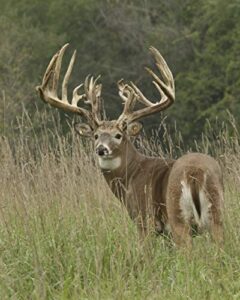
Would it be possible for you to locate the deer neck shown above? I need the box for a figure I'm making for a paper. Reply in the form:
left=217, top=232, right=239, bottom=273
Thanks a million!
left=101, top=138, right=143, bottom=183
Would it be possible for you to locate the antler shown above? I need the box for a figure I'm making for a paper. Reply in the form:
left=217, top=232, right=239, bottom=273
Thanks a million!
left=117, top=46, right=175, bottom=127
left=36, top=44, right=102, bottom=128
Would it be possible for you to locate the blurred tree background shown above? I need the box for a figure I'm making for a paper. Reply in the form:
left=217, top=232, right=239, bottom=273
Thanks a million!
left=0, top=0, right=239, bottom=142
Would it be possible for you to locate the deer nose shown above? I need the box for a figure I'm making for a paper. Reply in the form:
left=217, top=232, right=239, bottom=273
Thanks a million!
left=96, top=145, right=109, bottom=156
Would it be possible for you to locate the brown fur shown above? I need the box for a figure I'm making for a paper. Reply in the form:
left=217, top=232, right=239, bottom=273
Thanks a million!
left=101, top=137, right=224, bottom=247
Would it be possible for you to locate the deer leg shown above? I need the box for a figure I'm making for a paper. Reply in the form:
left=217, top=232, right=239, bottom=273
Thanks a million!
left=170, top=220, right=192, bottom=249
left=210, top=221, right=224, bottom=245
left=167, top=183, right=193, bottom=249
left=137, top=224, right=148, bottom=240
left=209, top=204, right=224, bottom=245
left=207, top=186, right=224, bottom=245
left=167, top=203, right=193, bottom=248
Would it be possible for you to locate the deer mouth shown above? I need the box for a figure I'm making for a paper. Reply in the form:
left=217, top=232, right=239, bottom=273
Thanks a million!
left=97, top=156, right=121, bottom=170
left=98, top=154, right=113, bottom=160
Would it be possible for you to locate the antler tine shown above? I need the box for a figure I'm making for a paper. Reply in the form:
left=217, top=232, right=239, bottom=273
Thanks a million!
left=41, top=52, right=58, bottom=89
left=52, top=43, right=69, bottom=94
left=93, top=78, right=103, bottom=122
left=117, top=46, right=175, bottom=126
left=84, top=75, right=102, bottom=124
left=72, top=83, right=85, bottom=106
left=36, top=44, right=103, bottom=128
left=62, top=49, right=76, bottom=102
left=118, top=79, right=137, bottom=117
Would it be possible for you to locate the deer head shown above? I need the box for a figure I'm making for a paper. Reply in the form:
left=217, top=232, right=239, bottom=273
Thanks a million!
left=36, top=44, right=175, bottom=171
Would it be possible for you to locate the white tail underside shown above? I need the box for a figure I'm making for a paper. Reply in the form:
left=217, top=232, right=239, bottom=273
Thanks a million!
left=180, top=181, right=212, bottom=229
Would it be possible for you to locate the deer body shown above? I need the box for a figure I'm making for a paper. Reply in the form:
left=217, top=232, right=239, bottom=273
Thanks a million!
left=36, top=44, right=224, bottom=247
left=96, top=134, right=223, bottom=246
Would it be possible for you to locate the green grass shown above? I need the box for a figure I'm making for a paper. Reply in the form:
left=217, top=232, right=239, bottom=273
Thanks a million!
left=0, top=126, right=240, bottom=299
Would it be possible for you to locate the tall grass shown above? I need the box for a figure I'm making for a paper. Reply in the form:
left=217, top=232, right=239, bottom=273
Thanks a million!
left=0, top=111, right=240, bottom=299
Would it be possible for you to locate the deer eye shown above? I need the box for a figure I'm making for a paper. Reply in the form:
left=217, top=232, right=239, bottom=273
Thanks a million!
left=94, top=134, right=99, bottom=140
left=115, top=133, right=122, bottom=139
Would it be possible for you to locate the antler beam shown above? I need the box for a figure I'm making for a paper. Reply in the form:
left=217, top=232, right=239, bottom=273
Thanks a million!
left=117, top=47, right=175, bottom=127
left=36, top=44, right=102, bottom=128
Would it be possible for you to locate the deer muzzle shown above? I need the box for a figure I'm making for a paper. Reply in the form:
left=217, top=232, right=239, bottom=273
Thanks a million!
left=96, top=144, right=111, bottom=157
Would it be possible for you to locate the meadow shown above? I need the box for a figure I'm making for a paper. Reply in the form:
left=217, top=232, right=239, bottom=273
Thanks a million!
left=0, top=112, right=240, bottom=300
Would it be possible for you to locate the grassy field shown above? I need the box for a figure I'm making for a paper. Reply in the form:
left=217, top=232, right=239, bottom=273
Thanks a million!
left=0, top=117, right=240, bottom=299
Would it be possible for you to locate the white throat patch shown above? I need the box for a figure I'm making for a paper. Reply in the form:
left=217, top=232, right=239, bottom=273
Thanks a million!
left=98, top=157, right=121, bottom=170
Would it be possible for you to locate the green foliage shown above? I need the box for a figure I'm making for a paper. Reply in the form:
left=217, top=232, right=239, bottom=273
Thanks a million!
left=172, top=0, right=240, bottom=139
left=0, top=0, right=239, bottom=141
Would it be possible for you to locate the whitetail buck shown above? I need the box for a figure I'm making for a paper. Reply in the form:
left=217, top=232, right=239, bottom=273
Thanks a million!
left=36, top=44, right=224, bottom=247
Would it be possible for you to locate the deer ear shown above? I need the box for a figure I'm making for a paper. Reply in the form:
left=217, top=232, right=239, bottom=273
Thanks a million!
left=127, top=122, right=143, bottom=136
left=74, top=123, right=93, bottom=137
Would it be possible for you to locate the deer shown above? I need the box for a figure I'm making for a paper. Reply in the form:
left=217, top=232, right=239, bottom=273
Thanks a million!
left=36, top=44, right=224, bottom=248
